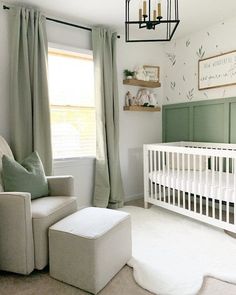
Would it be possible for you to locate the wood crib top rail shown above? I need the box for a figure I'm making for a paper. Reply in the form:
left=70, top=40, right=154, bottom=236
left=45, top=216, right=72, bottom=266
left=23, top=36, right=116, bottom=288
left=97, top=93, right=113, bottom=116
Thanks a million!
left=144, top=143, right=236, bottom=158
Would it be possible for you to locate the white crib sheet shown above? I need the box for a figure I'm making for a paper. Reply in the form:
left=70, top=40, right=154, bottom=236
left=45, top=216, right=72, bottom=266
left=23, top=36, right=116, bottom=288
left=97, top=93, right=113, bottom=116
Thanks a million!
left=149, top=170, right=236, bottom=202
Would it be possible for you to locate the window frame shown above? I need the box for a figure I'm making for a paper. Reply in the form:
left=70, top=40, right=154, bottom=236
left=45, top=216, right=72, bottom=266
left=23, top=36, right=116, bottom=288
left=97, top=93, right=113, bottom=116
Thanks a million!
left=48, top=43, right=96, bottom=161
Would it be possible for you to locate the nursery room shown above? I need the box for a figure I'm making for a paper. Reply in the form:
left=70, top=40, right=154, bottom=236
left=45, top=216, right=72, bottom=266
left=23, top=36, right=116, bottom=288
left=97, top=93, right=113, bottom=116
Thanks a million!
left=1, top=0, right=236, bottom=294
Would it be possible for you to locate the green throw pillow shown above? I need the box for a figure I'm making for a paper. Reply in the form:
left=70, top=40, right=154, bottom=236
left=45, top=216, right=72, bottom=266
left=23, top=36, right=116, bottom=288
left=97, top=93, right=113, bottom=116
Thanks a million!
left=2, top=151, right=49, bottom=199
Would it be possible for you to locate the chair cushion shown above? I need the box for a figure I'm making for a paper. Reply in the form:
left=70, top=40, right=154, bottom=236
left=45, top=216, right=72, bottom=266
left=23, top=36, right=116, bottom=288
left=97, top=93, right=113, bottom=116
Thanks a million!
left=31, top=196, right=77, bottom=270
left=0, top=136, right=14, bottom=192
left=2, top=152, right=48, bottom=199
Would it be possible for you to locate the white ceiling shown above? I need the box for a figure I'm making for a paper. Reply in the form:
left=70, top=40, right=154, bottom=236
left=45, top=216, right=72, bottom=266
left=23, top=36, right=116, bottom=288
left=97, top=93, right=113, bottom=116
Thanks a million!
left=4, top=0, right=236, bottom=39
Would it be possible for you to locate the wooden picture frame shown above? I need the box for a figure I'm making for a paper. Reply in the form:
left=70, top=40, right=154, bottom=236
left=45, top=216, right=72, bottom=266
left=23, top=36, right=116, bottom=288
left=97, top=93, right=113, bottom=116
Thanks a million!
left=198, top=50, right=236, bottom=90
left=144, top=65, right=160, bottom=82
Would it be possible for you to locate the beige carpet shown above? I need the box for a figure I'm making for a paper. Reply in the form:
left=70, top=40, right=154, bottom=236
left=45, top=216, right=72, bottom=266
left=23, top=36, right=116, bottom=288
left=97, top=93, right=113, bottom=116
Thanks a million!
left=1, top=199, right=236, bottom=295
left=1, top=266, right=236, bottom=295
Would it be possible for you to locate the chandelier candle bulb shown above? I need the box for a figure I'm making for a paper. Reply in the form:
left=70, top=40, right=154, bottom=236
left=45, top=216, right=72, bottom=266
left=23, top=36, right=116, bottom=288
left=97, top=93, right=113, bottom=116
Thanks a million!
left=158, top=3, right=161, bottom=17
left=143, top=1, right=147, bottom=15
left=153, top=9, right=157, bottom=20
left=139, top=8, right=142, bottom=21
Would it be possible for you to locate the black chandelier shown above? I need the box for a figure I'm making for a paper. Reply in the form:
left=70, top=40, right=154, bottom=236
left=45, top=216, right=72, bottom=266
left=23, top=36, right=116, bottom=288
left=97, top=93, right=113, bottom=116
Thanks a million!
left=125, top=0, right=180, bottom=42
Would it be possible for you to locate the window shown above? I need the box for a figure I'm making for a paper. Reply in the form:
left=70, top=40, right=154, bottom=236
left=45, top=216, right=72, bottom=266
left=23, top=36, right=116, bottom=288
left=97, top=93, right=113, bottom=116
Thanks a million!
left=48, top=47, right=96, bottom=159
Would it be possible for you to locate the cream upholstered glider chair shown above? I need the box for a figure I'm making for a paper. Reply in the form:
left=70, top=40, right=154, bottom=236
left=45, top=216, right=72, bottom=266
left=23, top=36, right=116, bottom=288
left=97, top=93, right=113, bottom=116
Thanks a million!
left=0, top=136, right=78, bottom=275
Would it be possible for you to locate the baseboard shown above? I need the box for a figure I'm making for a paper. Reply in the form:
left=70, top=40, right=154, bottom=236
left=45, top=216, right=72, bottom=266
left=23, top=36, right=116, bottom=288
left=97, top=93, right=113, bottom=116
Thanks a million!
left=125, top=193, right=143, bottom=203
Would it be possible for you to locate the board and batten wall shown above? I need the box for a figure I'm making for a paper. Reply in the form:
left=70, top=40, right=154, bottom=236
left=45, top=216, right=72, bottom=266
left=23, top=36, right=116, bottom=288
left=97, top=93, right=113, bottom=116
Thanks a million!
left=162, top=97, right=236, bottom=144
left=0, top=3, right=163, bottom=205
left=163, top=16, right=236, bottom=105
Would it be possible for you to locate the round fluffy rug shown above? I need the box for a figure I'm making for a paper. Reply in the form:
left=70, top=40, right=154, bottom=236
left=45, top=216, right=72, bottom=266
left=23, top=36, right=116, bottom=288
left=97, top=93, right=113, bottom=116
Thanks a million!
left=121, top=206, right=236, bottom=295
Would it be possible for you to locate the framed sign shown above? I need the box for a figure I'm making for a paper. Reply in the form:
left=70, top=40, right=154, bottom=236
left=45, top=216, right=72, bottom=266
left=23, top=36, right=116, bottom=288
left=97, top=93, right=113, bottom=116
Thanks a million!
left=144, top=65, right=160, bottom=82
left=198, top=50, right=236, bottom=90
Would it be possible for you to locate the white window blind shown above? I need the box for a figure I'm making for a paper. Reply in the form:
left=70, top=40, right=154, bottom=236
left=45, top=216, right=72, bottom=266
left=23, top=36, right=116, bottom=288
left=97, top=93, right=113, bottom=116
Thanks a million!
left=48, top=48, right=96, bottom=159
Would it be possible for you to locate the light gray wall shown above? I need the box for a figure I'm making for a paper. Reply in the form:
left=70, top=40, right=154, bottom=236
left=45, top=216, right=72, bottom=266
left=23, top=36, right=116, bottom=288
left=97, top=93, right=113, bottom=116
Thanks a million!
left=117, top=35, right=163, bottom=200
left=0, top=4, right=163, bottom=205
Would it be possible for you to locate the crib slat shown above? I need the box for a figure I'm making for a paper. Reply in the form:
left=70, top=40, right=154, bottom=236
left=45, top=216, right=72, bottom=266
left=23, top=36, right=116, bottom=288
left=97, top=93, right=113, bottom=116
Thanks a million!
left=188, top=154, right=191, bottom=211
left=177, top=153, right=180, bottom=207
left=205, top=155, right=209, bottom=217
left=234, top=158, right=236, bottom=225
left=182, top=153, right=185, bottom=209
left=226, top=201, right=230, bottom=224
left=172, top=152, right=175, bottom=205
left=150, top=150, right=153, bottom=200
left=212, top=157, right=215, bottom=219
left=162, top=151, right=166, bottom=202
left=226, top=157, right=229, bottom=223
left=219, top=157, right=223, bottom=189
left=154, top=150, right=157, bottom=201
left=226, top=157, right=230, bottom=191
left=226, top=156, right=230, bottom=224
left=199, top=155, right=202, bottom=215
left=143, top=145, right=149, bottom=209
left=167, top=152, right=171, bottom=204
left=193, top=154, right=197, bottom=213
left=219, top=157, right=223, bottom=221
left=158, top=151, right=161, bottom=201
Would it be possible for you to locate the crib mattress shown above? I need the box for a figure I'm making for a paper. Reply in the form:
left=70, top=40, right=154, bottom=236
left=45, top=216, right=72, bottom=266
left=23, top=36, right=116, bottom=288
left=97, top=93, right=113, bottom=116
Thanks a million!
left=149, top=170, right=236, bottom=202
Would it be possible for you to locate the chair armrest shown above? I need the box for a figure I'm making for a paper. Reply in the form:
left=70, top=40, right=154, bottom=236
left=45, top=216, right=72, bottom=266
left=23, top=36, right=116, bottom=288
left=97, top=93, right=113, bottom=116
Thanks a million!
left=0, top=192, right=34, bottom=274
left=47, top=175, right=74, bottom=197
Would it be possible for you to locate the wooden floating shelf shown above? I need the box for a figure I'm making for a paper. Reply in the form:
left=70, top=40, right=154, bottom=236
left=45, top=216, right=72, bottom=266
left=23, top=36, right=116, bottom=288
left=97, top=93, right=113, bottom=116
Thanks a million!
left=123, top=106, right=161, bottom=112
left=123, top=79, right=161, bottom=88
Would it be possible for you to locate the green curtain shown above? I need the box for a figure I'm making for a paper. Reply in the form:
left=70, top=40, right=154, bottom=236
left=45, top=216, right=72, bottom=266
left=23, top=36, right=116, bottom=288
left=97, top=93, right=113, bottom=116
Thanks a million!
left=92, top=27, right=124, bottom=209
left=9, top=7, right=52, bottom=175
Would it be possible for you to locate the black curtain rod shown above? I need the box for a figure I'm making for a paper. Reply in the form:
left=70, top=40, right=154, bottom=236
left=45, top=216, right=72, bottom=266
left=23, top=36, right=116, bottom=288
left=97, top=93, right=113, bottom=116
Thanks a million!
left=3, top=5, right=120, bottom=38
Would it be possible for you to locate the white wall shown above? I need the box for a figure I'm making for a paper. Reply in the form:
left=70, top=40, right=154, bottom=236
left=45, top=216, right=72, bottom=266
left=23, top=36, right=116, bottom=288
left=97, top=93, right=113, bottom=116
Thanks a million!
left=46, top=20, right=92, bottom=51
left=117, top=35, right=163, bottom=200
left=163, top=16, right=236, bottom=105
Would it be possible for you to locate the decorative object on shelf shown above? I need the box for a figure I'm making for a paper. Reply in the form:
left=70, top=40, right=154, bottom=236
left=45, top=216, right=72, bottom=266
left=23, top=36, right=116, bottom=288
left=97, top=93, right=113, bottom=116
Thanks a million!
left=149, top=92, right=158, bottom=106
left=136, top=89, right=158, bottom=106
left=125, top=0, right=180, bottom=42
left=125, top=91, right=132, bottom=106
left=135, top=65, right=149, bottom=81
left=198, top=50, right=236, bottom=90
left=131, top=96, right=137, bottom=105
left=125, top=91, right=139, bottom=106
left=143, top=65, right=160, bottom=82
left=123, top=87, right=160, bottom=111
left=137, top=88, right=150, bottom=105
left=124, top=69, right=135, bottom=79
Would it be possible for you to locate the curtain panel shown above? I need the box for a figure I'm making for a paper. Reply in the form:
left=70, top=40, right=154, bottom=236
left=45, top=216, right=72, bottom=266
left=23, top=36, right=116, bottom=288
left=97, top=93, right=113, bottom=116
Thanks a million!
left=92, top=27, right=124, bottom=209
left=10, top=6, right=52, bottom=175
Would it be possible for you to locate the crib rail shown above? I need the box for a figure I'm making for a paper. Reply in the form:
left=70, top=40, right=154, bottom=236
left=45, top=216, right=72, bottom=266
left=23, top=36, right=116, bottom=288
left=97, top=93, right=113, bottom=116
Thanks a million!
left=144, top=142, right=236, bottom=233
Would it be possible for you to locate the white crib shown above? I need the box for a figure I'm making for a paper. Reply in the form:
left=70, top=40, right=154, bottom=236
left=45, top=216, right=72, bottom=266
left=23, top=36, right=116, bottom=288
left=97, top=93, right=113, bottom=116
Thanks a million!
left=143, top=142, right=236, bottom=232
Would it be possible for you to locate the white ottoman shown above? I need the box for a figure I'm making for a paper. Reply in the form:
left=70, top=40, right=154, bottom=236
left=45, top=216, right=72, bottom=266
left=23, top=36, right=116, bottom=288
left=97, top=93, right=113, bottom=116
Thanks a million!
left=49, top=207, right=132, bottom=294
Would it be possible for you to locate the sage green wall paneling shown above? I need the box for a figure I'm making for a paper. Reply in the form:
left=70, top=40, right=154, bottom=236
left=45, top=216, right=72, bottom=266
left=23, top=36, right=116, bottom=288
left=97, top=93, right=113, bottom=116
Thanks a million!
left=193, top=103, right=225, bottom=143
left=163, top=98, right=236, bottom=144
left=230, top=102, right=236, bottom=143
left=164, top=107, right=189, bottom=142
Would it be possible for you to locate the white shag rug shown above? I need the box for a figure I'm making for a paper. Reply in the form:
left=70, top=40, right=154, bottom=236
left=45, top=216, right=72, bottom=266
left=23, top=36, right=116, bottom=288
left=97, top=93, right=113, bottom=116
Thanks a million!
left=121, top=206, right=236, bottom=295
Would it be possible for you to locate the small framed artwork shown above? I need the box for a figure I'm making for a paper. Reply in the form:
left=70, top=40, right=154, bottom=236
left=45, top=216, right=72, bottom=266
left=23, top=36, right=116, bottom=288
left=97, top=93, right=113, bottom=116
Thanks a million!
left=144, top=65, right=160, bottom=82
left=198, top=50, right=236, bottom=90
